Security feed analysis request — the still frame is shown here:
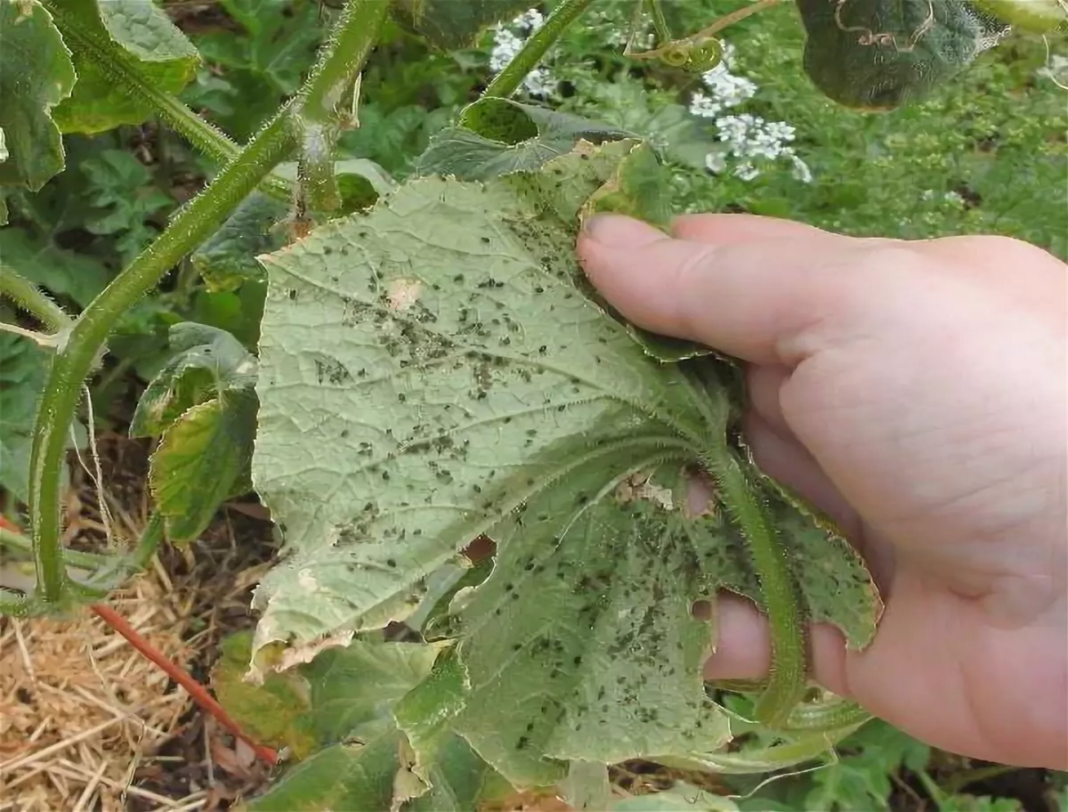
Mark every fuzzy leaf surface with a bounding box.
[51,0,199,133]
[252,140,708,654]
[0,0,76,193]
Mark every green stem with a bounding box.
[42,0,293,203]
[644,0,672,45]
[782,696,870,732]
[27,0,388,607]
[130,512,164,570]
[482,0,597,98]
[0,526,107,570]
[0,267,72,332]
[660,724,862,775]
[707,450,807,726]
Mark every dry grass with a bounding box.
[0,570,199,811]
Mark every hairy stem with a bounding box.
[706,450,807,726]
[42,0,292,203]
[27,0,388,607]
[659,723,862,775]
[483,0,597,98]
[0,525,106,570]
[0,267,72,332]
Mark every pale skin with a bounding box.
[576,213,1067,770]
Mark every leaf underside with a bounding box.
[252,139,880,781]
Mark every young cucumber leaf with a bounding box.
[48,0,199,133]
[248,735,403,812]
[133,323,258,543]
[417,98,635,181]
[0,0,76,193]
[130,323,257,438]
[252,139,880,781]
[392,0,535,49]
[797,0,1010,110]
[150,393,257,543]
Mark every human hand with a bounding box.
[576,213,1067,769]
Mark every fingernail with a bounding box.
[581,213,667,249]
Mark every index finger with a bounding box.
[576,213,873,366]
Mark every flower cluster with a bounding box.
[489,9,557,97]
[688,43,812,183]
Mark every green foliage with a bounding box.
[797,0,1010,111]
[132,323,257,543]
[0,0,76,194]
[80,148,174,261]
[393,0,535,48]
[213,630,502,810]
[0,227,110,308]
[417,97,635,180]
[51,0,200,133]
[2,0,1063,808]
[971,0,1065,32]
[0,333,84,504]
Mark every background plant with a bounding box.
[1,0,1065,808]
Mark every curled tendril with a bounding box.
[657,36,724,71]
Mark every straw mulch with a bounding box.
[0,433,274,811]
[0,566,199,811]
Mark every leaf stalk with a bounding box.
[705,449,808,726]
[0,267,72,332]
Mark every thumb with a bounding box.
[577,213,863,365]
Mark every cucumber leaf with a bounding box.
[797,0,1010,110]
[0,0,76,193]
[50,0,200,133]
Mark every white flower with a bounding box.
[522,66,558,97]
[790,155,813,185]
[513,8,544,32]
[489,28,524,73]
[688,41,756,118]
[704,151,728,174]
[734,161,760,181]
